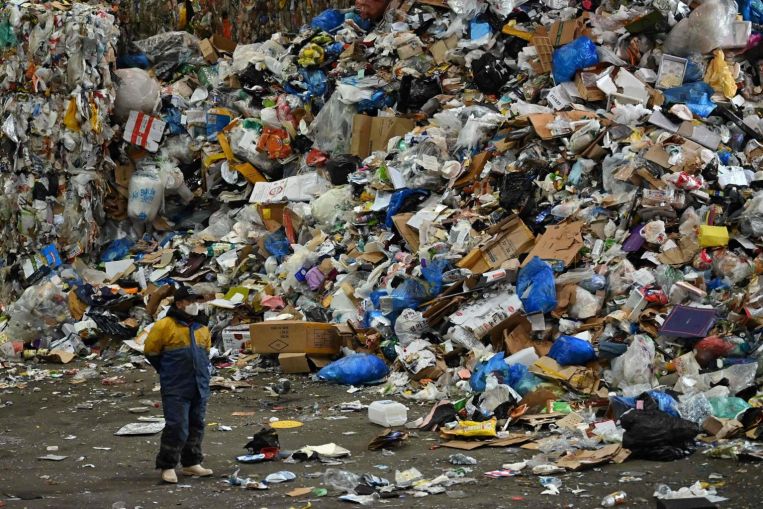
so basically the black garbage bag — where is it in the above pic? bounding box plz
[471,53,510,95]
[399,75,441,113]
[498,158,549,213]
[325,154,360,185]
[244,427,280,453]
[621,409,699,461]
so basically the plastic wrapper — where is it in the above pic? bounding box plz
[318,354,390,385]
[113,68,161,122]
[663,0,736,56]
[678,393,714,425]
[547,336,596,366]
[552,37,599,83]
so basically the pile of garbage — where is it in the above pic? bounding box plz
[4,0,763,490]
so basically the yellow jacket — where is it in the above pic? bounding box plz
[144,313,212,398]
[145,316,212,356]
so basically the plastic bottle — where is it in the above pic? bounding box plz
[601,491,627,507]
[368,400,408,426]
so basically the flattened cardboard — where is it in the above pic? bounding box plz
[454,151,491,188]
[392,213,420,251]
[458,216,535,274]
[530,356,600,395]
[556,443,630,470]
[522,221,584,267]
[249,321,341,355]
[350,115,416,159]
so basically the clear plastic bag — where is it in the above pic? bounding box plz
[113,68,161,122]
[4,281,68,343]
[309,94,355,154]
[133,31,203,79]
[608,335,656,389]
[663,0,736,56]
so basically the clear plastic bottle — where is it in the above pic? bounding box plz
[601,490,627,507]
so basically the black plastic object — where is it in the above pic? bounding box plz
[325,154,360,185]
[471,53,510,95]
[621,409,699,461]
[244,427,280,453]
[399,75,441,113]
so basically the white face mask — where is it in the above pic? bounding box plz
[185,303,200,316]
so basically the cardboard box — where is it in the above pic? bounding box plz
[222,325,251,351]
[575,71,606,101]
[123,111,166,152]
[211,34,237,54]
[458,216,535,274]
[350,115,416,159]
[522,221,584,267]
[249,320,341,355]
[277,352,332,374]
[199,38,218,64]
[548,19,581,46]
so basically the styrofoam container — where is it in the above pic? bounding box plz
[368,400,408,427]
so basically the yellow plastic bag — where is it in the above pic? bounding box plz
[440,418,497,438]
[704,50,737,99]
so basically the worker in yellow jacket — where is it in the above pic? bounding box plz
[144,286,213,484]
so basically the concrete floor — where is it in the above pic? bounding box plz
[0,360,757,509]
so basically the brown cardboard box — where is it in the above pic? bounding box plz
[278,353,332,374]
[548,19,581,46]
[458,216,535,274]
[211,34,237,54]
[575,71,606,101]
[391,213,420,251]
[522,221,584,267]
[199,38,218,64]
[249,321,341,355]
[350,115,416,159]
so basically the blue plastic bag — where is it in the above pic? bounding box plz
[470,352,510,393]
[516,257,557,314]
[740,0,763,23]
[611,391,680,417]
[318,354,390,385]
[547,336,596,366]
[421,258,450,295]
[662,82,716,118]
[101,238,135,262]
[264,230,291,261]
[385,188,430,228]
[552,36,599,83]
[311,9,345,32]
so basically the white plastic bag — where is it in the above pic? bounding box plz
[113,68,161,121]
[127,165,164,223]
[608,335,656,389]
